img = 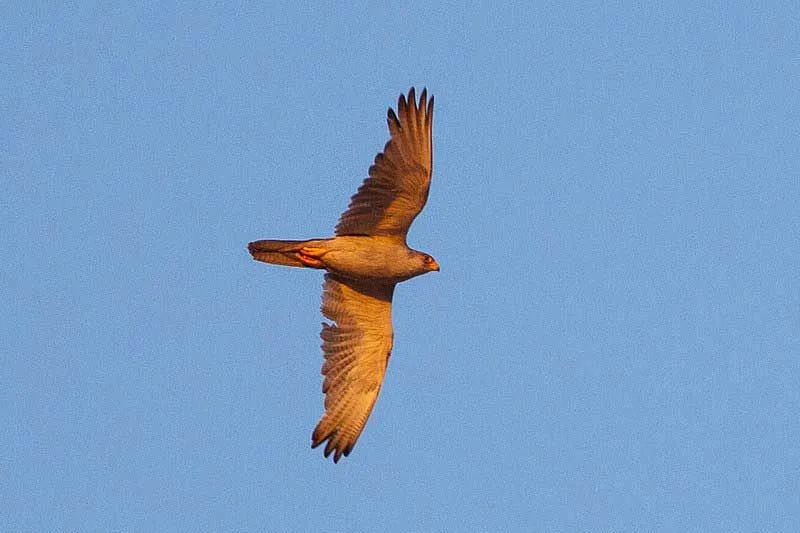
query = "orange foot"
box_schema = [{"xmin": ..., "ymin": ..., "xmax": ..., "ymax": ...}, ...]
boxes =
[{"xmin": 297, "ymin": 247, "xmax": 326, "ymax": 269}]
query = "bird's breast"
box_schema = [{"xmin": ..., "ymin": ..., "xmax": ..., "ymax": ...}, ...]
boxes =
[{"xmin": 321, "ymin": 236, "xmax": 420, "ymax": 282}]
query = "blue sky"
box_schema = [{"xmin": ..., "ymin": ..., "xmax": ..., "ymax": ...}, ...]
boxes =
[{"xmin": 3, "ymin": 2, "xmax": 799, "ymax": 531}]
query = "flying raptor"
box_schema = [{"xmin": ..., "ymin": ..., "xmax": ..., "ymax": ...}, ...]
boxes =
[{"xmin": 248, "ymin": 88, "xmax": 438, "ymax": 462}]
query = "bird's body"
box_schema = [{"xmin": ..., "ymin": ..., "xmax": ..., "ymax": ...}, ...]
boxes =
[
  {"xmin": 248, "ymin": 88, "xmax": 437, "ymax": 462},
  {"xmin": 249, "ymin": 235, "xmax": 436, "ymax": 282}
]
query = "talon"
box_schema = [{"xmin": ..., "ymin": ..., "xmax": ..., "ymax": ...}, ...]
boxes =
[
  {"xmin": 299, "ymin": 247, "xmax": 326, "ymax": 258},
  {"xmin": 297, "ymin": 247, "xmax": 325, "ymax": 268}
]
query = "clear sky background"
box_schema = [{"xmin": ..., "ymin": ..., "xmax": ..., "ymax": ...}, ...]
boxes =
[{"xmin": 3, "ymin": 2, "xmax": 799, "ymax": 531}]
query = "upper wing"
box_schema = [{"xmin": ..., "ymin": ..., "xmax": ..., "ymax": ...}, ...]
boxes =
[
  {"xmin": 311, "ymin": 274, "xmax": 395, "ymax": 462},
  {"xmin": 335, "ymin": 87, "xmax": 434, "ymax": 238}
]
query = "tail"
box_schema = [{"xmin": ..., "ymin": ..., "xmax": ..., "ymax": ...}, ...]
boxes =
[{"xmin": 247, "ymin": 239, "xmax": 324, "ymax": 268}]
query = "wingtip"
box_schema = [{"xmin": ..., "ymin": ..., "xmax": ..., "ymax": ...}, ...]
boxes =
[
  {"xmin": 387, "ymin": 107, "xmax": 400, "ymax": 128},
  {"xmin": 391, "ymin": 87, "xmax": 434, "ymax": 123},
  {"xmin": 312, "ymin": 421, "xmax": 355, "ymax": 463}
]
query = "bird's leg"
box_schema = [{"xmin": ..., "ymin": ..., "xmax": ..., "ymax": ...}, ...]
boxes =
[{"xmin": 297, "ymin": 247, "xmax": 326, "ymax": 269}]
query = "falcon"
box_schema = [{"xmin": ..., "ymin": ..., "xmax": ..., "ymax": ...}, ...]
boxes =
[{"xmin": 248, "ymin": 88, "xmax": 438, "ymax": 462}]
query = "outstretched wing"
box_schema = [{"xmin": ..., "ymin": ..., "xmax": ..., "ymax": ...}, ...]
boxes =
[
  {"xmin": 312, "ymin": 274, "xmax": 395, "ymax": 462},
  {"xmin": 335, "ymin": 87, "xmax": 434, "ymax": 238}
]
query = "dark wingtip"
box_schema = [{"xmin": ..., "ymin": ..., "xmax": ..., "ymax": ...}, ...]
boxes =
[
  {"xmin": 313, "ymin": 426, "xmax": 347, "ymax": 463},
  {"xmin": 387, "ymin": 107, "xmax": 400, "ymax": 128},
  {"xmin": 311, "ymin": 423, "xmax": 327, "ymax": 449}
]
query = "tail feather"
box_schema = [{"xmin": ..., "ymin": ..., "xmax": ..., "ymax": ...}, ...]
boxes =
[{"xmin": 247, "ymin": 239, "xmax": 321, "ymax": 268}]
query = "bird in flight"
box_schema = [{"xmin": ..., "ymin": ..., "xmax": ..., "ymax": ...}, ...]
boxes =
[{"xmin": 248, "ymin": 88, "xmax": 438, "ymax": 462}]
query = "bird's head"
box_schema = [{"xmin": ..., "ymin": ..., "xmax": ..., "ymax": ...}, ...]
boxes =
[{"xmin": 420, "ymin": 253, "xmax": 440, "ymax": 273}]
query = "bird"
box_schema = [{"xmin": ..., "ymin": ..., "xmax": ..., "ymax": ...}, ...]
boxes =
[{"xmin": 247, "ymin": 88, "xmax": 438, "ymax": 463}]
